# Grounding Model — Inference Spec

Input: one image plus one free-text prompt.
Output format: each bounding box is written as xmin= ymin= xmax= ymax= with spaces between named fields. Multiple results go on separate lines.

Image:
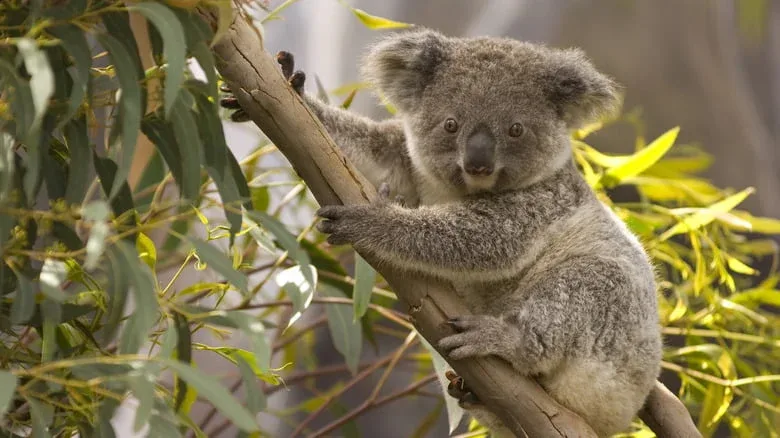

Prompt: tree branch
xmin=199 ymin=5 xmax=699 ymax=438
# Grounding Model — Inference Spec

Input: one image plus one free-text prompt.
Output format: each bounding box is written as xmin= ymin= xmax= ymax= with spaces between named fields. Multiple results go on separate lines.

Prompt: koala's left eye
xmin=508 ymin=123 xmax=525 ymax=137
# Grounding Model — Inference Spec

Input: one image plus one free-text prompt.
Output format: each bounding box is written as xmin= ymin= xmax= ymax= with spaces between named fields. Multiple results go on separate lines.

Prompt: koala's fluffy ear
xmin=546 ymin=49 xmax=622 ymax=128
xmin=361 ymin=29 xmax=450 ymax=111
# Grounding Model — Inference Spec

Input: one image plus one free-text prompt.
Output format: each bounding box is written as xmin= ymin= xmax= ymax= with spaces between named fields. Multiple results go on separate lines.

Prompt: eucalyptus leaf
xmin=0 ymin=370 xmax=17 ymax=416
xmin=49 ymin=25 xmax=91 ymax=126
xmin=321 ymin=284 xmax=361 ymax=374
xmin=187 ymin=237 xmax=247 ymax=294
xmin=275 ymin=265 xmax=317 ymax=327
xmin=352 ymin=253 xmax=375 ymax=321
xmin=130 ymin=2 xmax=186 ymax=117
xmin=96 ymin=33 xmax=142 ymax=199
xmin=159 ymin=359 xmax=259 ymax=432
xmin=10 ymin=273 xmax=36 ymax=325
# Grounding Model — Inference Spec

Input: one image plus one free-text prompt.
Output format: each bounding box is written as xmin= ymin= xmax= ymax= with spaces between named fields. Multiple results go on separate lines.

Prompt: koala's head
xmin=362 ymin=29 xmax=620 ymax=194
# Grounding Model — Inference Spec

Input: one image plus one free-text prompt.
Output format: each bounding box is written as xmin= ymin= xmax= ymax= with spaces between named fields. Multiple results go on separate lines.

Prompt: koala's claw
xmin=276 ymin=51 xmax=306 ymax=95
xmin=444 ymin=370 xmax=482 ymax=408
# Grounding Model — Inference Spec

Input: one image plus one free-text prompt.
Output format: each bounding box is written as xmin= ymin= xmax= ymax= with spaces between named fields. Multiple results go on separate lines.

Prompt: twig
xmin=310 ymin=374 xmax=438 ymax=437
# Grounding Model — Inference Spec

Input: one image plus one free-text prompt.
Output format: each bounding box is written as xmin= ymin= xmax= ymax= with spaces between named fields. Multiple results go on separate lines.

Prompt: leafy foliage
xmin=0 ymin=1 xmax=777 ymax=438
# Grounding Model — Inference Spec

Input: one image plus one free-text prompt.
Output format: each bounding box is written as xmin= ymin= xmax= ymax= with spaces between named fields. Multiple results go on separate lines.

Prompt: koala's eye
xmin=444 ymin=118 xmax=459 ymax=133
xmin=508 ymin=123 xmax=525 ymax=137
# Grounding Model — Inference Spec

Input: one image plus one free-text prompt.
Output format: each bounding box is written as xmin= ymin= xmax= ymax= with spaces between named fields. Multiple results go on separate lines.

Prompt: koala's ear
xmin=546 ymin=50 xmax=621 ymax=128
xmin=361 ymin=29 xmax=450 ymax=111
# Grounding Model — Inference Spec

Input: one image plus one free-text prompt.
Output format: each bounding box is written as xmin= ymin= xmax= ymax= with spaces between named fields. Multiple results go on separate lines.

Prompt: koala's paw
xmin=445 ymin=370 xmax=481 ymax=409
xmin=439 ymin=315 xmax=513 ymax=360
xmin=316 ymin=204 xmax=373 ymax=246
xmin=219 ymin=50 xmax=306 ymax=123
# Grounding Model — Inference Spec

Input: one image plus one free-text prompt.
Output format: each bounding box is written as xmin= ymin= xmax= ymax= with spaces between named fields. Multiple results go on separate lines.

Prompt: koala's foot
xmin=219 ymin=50 xmax=306 ymax=122
xmin=445 ymin=370 xmax=481 ymax=409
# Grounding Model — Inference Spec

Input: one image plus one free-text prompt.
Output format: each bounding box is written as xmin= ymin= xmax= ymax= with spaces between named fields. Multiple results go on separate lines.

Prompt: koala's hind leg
xmin=445 ymin=371 xmax=516 ymax=438
xmin=219 ymin=51 xmax=306 ymax=122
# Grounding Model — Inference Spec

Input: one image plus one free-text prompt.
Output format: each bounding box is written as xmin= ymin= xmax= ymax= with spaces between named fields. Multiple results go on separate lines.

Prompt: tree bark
xmin=198 ymin=5 xmax=700 ymax=438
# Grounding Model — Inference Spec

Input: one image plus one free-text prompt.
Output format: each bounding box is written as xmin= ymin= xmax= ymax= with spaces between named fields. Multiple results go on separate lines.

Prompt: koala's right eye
xmin=444 ymin=118 xmax=459 ymax=133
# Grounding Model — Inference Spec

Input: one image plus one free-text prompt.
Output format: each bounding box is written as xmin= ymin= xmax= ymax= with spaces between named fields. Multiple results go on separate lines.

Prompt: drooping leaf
xmin=173 ymin=312 xmax=192 ymax=412
xmin=0 ymin=370 xmax=17 ymax=416
xmin=140 ymin=114 xmax=184 ymax=191
xmin=170 ymin=92 xmax=203 ymax=201
xmin=212 ymin=0 xmax=234 ymax=45
xmin=10 ymin=273 xmax=35 ymax=325
xmin=111 ymin=241 xmax=159 ymax=354
xmin=419 ymin=335 xmax=464 ymax=434
xmin=128 ymin=373 xmax=155 ymax=433
xmin=130 ymin=2 xmax=187 ymax=117
xmin=49 ymin=25 xmax=91 ymax=126
xmin=246 ymin=210 xmax=311 ymax=283
xmin=321 ymin=284 xmax=361 ymax=374
xmin=352 ymin=252 xmax=375 ymax=321
xmin=62 ymin=116 xmax=92 ymax=205
xmin=27 ymin=396 xmax=54 ymax=438
xmin=235 ymin=354 xmax=267 ymax=414
xmin=159 ymin=359 xmax=259 ymax=432
xmin=96 ymin=33 xmax=143 ymax=199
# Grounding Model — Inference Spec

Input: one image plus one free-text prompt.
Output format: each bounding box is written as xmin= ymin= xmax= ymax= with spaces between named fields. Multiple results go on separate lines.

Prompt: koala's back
xmin=459 ymin=200 xmax=661 ymax=436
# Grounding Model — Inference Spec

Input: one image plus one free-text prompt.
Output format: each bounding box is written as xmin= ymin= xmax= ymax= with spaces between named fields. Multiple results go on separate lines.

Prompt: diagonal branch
xmin=198 ymin=5 xmax=699 ymax=438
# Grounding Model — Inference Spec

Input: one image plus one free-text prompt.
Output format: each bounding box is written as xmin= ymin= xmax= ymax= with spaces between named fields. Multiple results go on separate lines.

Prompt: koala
xmin=222 ymin=29 xmax=662 ymax=437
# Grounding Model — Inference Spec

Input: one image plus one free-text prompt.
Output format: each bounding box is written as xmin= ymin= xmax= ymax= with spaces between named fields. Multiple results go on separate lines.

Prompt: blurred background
xmin=191 ymin=1 xmax=780 ymax=436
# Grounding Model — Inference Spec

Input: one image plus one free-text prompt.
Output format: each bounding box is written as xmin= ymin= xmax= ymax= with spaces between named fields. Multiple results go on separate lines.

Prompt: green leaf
xmin=599 ymin=127 xmax=680 ymax=188
xmin=352 ymin=252 xmax=375 ymax=321
xmin=130 ymin=2 xmax=187 ymax=117
xmin=275 ymin=265 xmax=317 ymax=327
xmin=49 ymin=25 xmax=91 ymax=126
xmin=346 ymin=6 xmax=412 ymax=29
xmin=0 ymin=370 xmax=17 ymax=416
xmin=0 ymin=58 xmax=35 ymax=144
xmin=159 ymin=359 xmax=259 ymax=432
xmin=235 ymin=354 xmax=267 ymax=414
xmin=63 ymin=116 xmax=92 ymax=205
xmin=97 ymin=33 xmax=143 ymax=199
xmin=419 ymin=335 xmax=464 ymax=433
xmin=27 ymin=396 xmax=54 ymax=438
xmin=321 ymin=284 xmax=362 ymax=374
xmin=175 ymin=9 xmax=218 ymax=99
xmin=136 ymin=232 xmax=157 ymax=270
xmin=729 ymin=288 xmax=780 ymax=308
xmin=187 ymin=237 xmax=248 ymax=293
xmin=128 ymin=373 xmax=155 ymax=432
xmin=659 ymin=187 xmax=755 ymax=241
xmin=170 ymin=92 xmax=203 ymax=201
xmin=10 ymin=273 xmax=36 ymax=325
xmin=731 ymin=210 xmax=780 ymax=234
xmin=173 ymin=312 xmax=193 ymax=412
xmin=141 ymin=114 xmax=184 ymax=192
xmin=112 ymin=241 xmax=159 ymax=354
xmin=39 ymin=258 xmax=68 ymax=302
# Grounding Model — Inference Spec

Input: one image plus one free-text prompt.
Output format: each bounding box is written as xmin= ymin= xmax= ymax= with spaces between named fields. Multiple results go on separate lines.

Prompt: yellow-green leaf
xmin=136 ymin=232 xmax=157 ymax=270
xmin=212 ymin=0 xmax=233 ymax=45
xmin=659 ymin=187 xmax=755 ymax=241
xmin=347 ymin=7 xmax=412 ymax=30
xmin=731 ymin=210 xmax=780 ymax=234
xmin=599 ymin=127 xmax=680 ymax=188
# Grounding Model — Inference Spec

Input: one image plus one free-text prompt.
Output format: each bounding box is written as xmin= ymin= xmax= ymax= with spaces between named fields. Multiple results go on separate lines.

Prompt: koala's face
xmin=363 ymin=30 xmax=620 ymax=194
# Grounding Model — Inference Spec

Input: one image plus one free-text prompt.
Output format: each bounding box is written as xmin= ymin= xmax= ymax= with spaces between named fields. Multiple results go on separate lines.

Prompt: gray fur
xmin=311 ymin=29 xmax=660 ymax=437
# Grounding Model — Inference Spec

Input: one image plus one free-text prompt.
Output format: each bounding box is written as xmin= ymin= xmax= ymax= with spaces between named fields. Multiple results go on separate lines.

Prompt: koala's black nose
xmin=463 ymin=126 xmax=496 ymax=176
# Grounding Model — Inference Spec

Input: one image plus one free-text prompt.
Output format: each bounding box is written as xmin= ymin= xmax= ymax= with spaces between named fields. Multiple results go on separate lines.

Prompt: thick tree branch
xmin=199 ymin=5 xmax=699 ymax=438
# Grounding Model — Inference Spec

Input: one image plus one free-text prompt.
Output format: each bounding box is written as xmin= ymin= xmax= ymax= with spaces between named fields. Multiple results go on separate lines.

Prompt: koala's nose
xmin=463 ymin=126 xmax=496 ymax=176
